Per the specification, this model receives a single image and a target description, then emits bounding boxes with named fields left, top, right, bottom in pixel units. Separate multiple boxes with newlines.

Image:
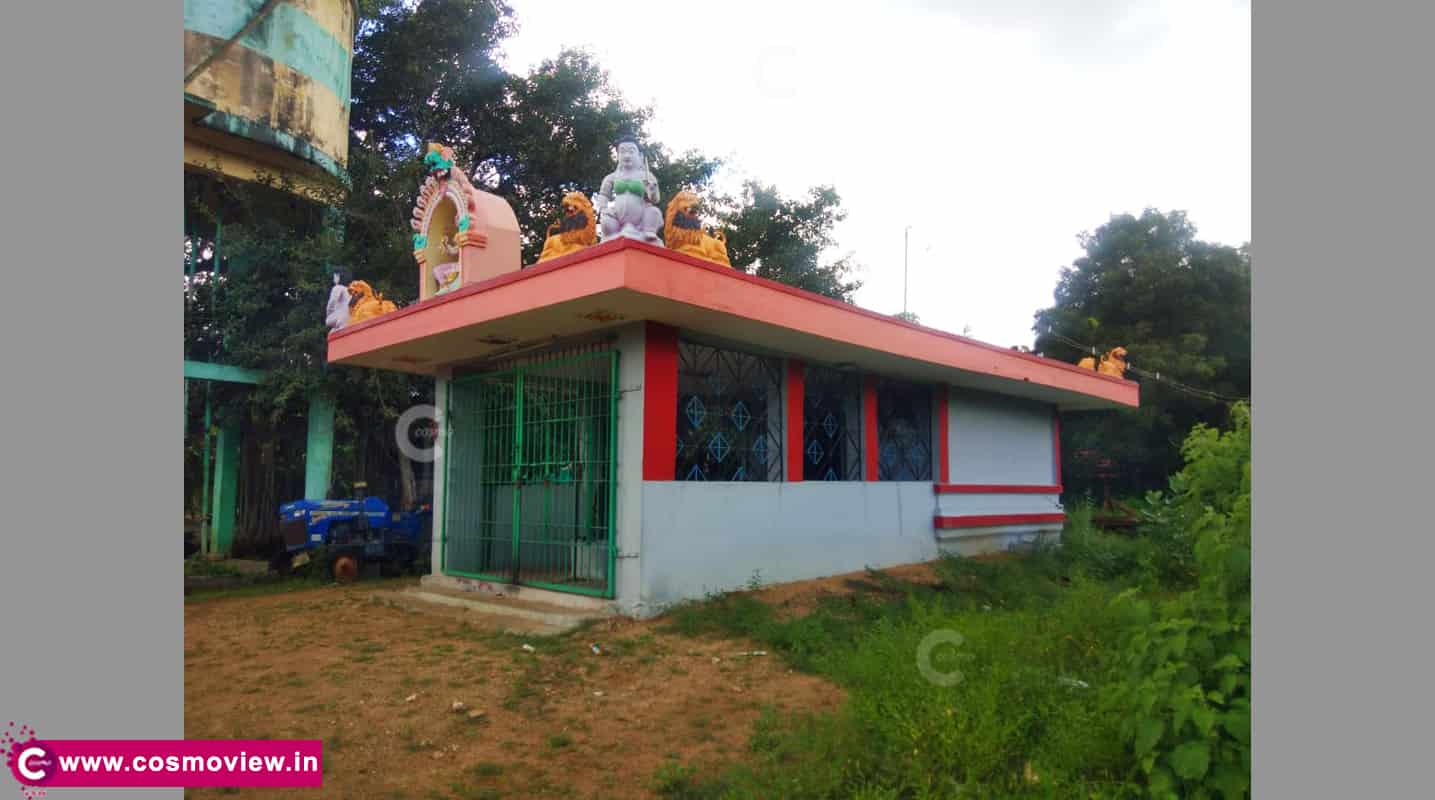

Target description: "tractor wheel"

left=332, top=553, right=361, bottom=584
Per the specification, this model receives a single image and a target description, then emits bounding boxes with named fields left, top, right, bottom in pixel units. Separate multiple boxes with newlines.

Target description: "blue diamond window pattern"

left=675, top=340, right=784, bottom=482
left=801, top=365, right=863, bottom=480
left=731, top=401, right=751, bottom=431
left=874, top=378, right=934, bottom=481
left=684, top=396, right=706, bottom=427
left=880, top=442, right=897, bottom=465
left=707, top=432, right=731, bottom=463
left=806, top=440, right=824, bottom=465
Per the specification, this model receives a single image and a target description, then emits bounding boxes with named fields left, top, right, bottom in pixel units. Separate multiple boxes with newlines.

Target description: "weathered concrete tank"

left=184, top=0, right=357, bottom=197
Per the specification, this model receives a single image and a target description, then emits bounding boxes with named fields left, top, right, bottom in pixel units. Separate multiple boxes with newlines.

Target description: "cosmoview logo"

left=4, top=723, right=52, bottom=798
left=395, top=404, right=442, bottom=464
left=15, top=745, right=53, bottom=783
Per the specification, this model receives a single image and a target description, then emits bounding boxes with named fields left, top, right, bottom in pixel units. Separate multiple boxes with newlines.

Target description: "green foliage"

left=651, top=762, right=719, bottom=799
left=653, top=411, right=1251, bottom=798
left=716, top=183, right=863, bottom=302
left=1107, top=404, right=1252, bottom=798
left=660, top=559, right=1142, bottom=798
left=1034, top=209, right=1251, bottom=496
left=186, top=0, right=865, bottom=551
left=1056, top=503, right=1198, bottom=591
left=183, top=558, right=243, bottom=578
left=1057, top=506, right=1155, bottom=585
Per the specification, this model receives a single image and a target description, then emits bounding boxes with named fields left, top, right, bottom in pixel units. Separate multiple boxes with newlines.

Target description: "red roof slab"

left=327, top=238, right=1138, bottom=412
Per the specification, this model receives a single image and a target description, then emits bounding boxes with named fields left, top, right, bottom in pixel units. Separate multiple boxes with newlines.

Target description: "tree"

left=717, top=182, right=863, bottom=302
left=185, top=0, right=863, bottom=552
left=1033, top=209, right=1250, bottom=498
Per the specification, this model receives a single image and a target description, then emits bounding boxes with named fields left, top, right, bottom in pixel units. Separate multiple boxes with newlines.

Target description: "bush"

left=1058, top=505, right=1158, bottom=585
left=1108, top=404, right=1252, bottom=799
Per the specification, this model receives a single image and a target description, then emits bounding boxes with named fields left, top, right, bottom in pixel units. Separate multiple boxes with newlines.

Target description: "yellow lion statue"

left=664, top=190, right=731, bottom=267
left=1077, top=346, right=1129, bottom=378
left=537, top=192, right=598, bottom=262
left=347, top=280, right=398, bottom=324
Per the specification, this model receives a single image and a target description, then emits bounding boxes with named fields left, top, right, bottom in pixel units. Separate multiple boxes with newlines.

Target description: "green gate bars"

left=442, top=349, right=618, bottom=598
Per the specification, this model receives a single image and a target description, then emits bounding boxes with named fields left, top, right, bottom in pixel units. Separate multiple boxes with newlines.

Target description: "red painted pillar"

left=643, top=322, right=679, bottom=481
left=786, top=360, right=805, bottom=481
left=936, top=386, right=950, bottom=485
left=863, top=375, right=879, bottom=481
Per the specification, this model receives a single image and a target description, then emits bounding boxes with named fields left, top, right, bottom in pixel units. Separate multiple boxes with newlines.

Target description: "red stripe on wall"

left=1052, top=409, right=1062, bottom=487
left=934, top=513, right=1067, bottom=529
left=863, top=375, right=879, bottom=481
left=934, top=484, right=1063, bottom=495
left=936, top=387, right=950, bottom=484
left=786, top=360, right=805, bottom=481
left=643, top=322, right=679, bottom=481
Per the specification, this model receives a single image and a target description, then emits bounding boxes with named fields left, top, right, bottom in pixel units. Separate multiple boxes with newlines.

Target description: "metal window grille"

left=802, top=365, right=864, bottom=480
left=675, top=340, right=784, bottom=482
left=876, top=378, right=933, bottom=481
left=442, top=348, right=617, bottom=597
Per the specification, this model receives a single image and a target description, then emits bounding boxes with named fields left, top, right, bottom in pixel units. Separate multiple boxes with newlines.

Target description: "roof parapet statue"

left=664, top=190, right=731, bottom=267
left=537, top=191, right=599, bottom=263
left=594, top=135, right=663, bottom=244
left=1077, top=347, right=1129, bottom=378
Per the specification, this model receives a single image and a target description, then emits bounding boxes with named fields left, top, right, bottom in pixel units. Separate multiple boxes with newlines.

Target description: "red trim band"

left=863, top=375, right=879, bottom=481
left=786, top=360, right=805, bottom=481
left=936, top=387, right=950, bottom=484
left=934, top=484, right=1063, bottom=495
left=643, top=322, right=679, bottom=481
left=934, top=513, right=1067, bottom=529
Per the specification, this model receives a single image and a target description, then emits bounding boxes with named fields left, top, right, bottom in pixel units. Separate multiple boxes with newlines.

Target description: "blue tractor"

left=274, top=486, right=432, bottom=581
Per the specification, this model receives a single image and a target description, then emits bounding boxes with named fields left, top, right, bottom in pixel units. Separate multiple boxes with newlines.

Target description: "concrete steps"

left=373, top=579, right=614, bottom=636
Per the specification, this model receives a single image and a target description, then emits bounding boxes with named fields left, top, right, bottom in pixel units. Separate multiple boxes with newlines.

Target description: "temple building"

left=326, top=143, right=1137, bottom=617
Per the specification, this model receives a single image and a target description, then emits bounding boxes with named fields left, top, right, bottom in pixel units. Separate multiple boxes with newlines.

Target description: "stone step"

left=375, top=585, right=612, bottom=636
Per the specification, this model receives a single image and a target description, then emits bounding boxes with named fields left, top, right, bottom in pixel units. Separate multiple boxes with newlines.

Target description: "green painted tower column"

left=209, top=415, right=242, bottom=555
left=305, top=395, right=336, bottom=499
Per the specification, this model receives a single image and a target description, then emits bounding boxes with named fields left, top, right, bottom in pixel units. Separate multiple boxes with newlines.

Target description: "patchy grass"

left=184, top=558, right=245, bottom=578
left=185, top=574, right=420, bottom=604
left=186, top=581, right=838, bottom=800
left=648, top=517, right=1199, bottom=798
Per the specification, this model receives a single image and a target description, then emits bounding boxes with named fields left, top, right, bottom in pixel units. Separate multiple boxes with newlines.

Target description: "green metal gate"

left=442, top=349, right=618, bottom=597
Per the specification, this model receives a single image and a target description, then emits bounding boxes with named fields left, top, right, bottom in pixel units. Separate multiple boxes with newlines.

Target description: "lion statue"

left=537, top=192, right=598, bottom=263
left=347, top=280, right=398, bottom=324
left=663, top=190, right=731, bottom=267
left=1077, top=346, right=1129, bottom=378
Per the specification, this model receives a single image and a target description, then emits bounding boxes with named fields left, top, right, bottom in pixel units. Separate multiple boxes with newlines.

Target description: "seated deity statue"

left=594, top=136, right=663, bottom=243
left=432, top=234, right=462, bottom=296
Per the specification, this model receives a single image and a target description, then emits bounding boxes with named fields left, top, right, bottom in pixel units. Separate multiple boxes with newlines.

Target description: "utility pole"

left=903, top=225, right=911, bottom=315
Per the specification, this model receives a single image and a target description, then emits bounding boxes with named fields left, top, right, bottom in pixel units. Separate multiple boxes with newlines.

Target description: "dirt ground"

left=183, top=567, right=939, bottom=800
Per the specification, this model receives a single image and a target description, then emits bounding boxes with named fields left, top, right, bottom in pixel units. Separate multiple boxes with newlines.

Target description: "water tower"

left=184, top=0, right=357, bottom=556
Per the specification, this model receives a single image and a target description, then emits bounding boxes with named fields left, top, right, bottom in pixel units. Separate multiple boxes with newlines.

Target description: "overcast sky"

left=499, top=0, right=1250, bottom=349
